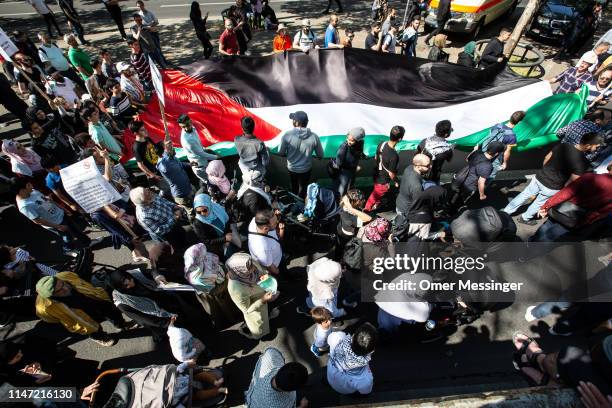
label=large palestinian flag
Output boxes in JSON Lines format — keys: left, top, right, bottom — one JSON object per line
{"left": 127, "top": 48, "right": 587, "bottom": 162}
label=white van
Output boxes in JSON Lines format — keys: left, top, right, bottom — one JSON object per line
{"left": 425, "top": 0, "right": 519, "bottom": 38}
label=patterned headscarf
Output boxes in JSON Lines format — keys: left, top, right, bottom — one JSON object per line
{"left": 206, "top": 160, "right": 231, "bottom": 194}
{"left": 329, "top": 334, "right": 371, "bottom": 372}
{"left": 225, "top": 252, "right": 258, "bottom": 286}
{"left": 364, "top": 217, "right": 391, "bottom": 242}
{"left": 183, "top": 243, "right": 223, "bottom": 292}
{"left": 2, "top": 140, "right": 42, "bottom": 176}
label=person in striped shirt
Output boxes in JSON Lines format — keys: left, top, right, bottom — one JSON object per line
{"left": 584, "top": 68, "right": 612, "bottom": 109}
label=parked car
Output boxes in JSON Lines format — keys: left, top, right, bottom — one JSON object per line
{"left": 528, "top": 0, "right": 596, "bottom": 43}
{"left": 425, "top": 0, "right": 519, "bottom": 39}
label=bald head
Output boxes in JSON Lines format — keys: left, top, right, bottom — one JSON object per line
{"left": 413, "top": 153, "right": 432, "bottom": 175}
{"left": 413, "top": 153, "right": 431, "bottom": 167}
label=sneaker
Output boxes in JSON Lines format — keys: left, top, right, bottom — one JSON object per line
{"left": 269, "top": 307, "right": 280, "bottom": 319}
{"left": 342, "top": 299, "right": 358, "bottom": 309}
{"left": 296, "top": 305, "right": 311, "bottom": 316}
{"left": 549, "top": 323, "right": 573, "bottom": 337}
{"left": 517, "top": 217, "right": 538, "bottom": 226}
{"left": 238, "top": 324, "right": 261, "bottom": 340}
{"left": 310, "top": 344, "right": 322, "bottom": 357}
{"left": 524, "top": 306, "right": 538, "bottom": 322}
{"left": 115, "top": 320, "right": 139, "bottom": 331}
{"left": 89, "top": 333, "right": 117, "bottom": 347}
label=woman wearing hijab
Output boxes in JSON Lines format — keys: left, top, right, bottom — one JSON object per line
{"left": 226, "top": 252, "right": 279, "bottom": 340}
{"left": 406, "top": 185, "right": 447, "bottom": 241}
{"left": 206, "top": 160, "right": 234, "bottom": 202}
{"left": 190, "top": 1, "right": 214, "bottom": 58}
{"left": 457, "top": 41, "right": 477, "bottom": 68}
{"left": 427, "top": 34, "right": 449, "bottom": 62}
{"left": 193, "top": 193, "right": 234, "bottom": 258}
{"left": 1, "top": 140, "right": 46, "bottom": 190}
{"left": 109, "top": 269, "right": 209, "bottom": 343}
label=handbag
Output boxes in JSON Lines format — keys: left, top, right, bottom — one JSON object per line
{"left": 549, "top": 201, "right": 588, "bottom": 229}
{"left": 342, "top": 237, "right": 363, "bottom": 270}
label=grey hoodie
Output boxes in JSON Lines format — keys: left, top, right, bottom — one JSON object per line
{"left": 278, "top": 127, "right": 324, "bottom": 173}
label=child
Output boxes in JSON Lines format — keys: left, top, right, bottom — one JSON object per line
{"left": 167, "top": 315, "right": 206, "bottom": 363}
{"left": 310, "top": 306, "right": 332, "bottom": 357}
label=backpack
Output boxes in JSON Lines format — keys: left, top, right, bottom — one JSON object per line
{"left": 481, "top": 124, "right": 506, "bottom": 152}
{"left": 297, "top": 29, "right": 316, "bottom": 47}
{"left": 423, "top": 137, "right": 452, "bottom": 160}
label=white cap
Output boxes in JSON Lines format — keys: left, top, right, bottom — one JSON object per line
{"left": 582, "top": 52, "right": 598, "bottom": 65}
{"left": 116, "top": 61, "right": 132, "bottom": 72}
{"left": 277, "top": 23, "right": 287, "bottom": 32}
{"left": 302, "top": 18, "right": 311, "bottom": 27}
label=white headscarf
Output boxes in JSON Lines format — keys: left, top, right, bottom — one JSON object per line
{"left": 307, "top": 257, "right": 342, "bottom": 301}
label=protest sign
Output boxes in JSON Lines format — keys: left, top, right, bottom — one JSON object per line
{"left": 60, "top": 157, "right": 121, "bottom": 213}
{"left": 0, "top": 28, "right": 18, "bottom": 61}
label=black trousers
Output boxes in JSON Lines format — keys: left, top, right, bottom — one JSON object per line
{"left": 289, "top": 169, "right": 311, "bottom": 199}
{"left": 42, "top": 12, "right": 62, "bottom": 37}
{"left": 105, "top": 4, "right": 127, "bottom": 38}
{"left": 325, "top": 0, "right": 343, "bottom": 12}
{"left": 197, "top": 33, "right": 214, "bottom": 59}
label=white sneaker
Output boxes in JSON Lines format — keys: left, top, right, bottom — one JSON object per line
{"left": 524, "top": 306, "right": 538, "bottom": 322}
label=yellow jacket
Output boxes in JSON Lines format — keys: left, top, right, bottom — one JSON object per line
{"left": 35, "top": 271, "right": 111, "bottom": 335}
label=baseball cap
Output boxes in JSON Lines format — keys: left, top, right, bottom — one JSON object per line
{"left": 116, "top": 61, "right": 132, "bottom": 72}
{"left": 302, "top": 18, "right": 311, "bottom": 27}
{"left": 289, "top": 111, "right": 308, "bottom": 123}
{"left": 277, "top": 23, "right": 287, "bottom": 32}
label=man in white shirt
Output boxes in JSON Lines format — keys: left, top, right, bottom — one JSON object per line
{"left": 293, "top": 19, "right": 318, "bottom": 52}
{"left": 27, "top": 0, "right": 63, "bottom": 38}
{"left": 45, "top": 68, "right": 80, "bottom": 108}
{"left": 248, "top": 209, "right": 284, "bottom": 276}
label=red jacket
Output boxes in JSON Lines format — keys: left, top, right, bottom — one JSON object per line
{"left": 542, "top": 172, "right": 612, "bottom": 226}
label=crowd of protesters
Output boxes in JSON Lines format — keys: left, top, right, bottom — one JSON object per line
{"left": 0, "top": 0, "right": 611, "bottom": 407}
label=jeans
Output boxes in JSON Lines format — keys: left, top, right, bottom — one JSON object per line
{"left": 332, "top": 168, "right": 355, "bottom": 198}
{"left": 377, "top": 308, "right": 417, "bottom": 333}
{"left": 365, "top": 182, "right": 390, "bottom": 212}
{"left": 90, "top": 210, "right": 134, "bottom": 250}
{"left": 502, "top": 177, "right": 559, "bottom": 221}
{"left": 530, "top": 301, "right": 572, "bottom": 319}
{"left": 289, "top": 169, "right": 311, "bottom": 199}
{"left": 59, "top": 215, "right": 90, "bottom": 249}
{"left": 488, "top": 158, "right": 503, "bottom": 181}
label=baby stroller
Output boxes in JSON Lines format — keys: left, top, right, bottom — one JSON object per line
{"left": 274, "top": 183, "right": 341, "bottom": 241}
{"left": 88, "top": 364, "right": 227, "bottom": 408}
